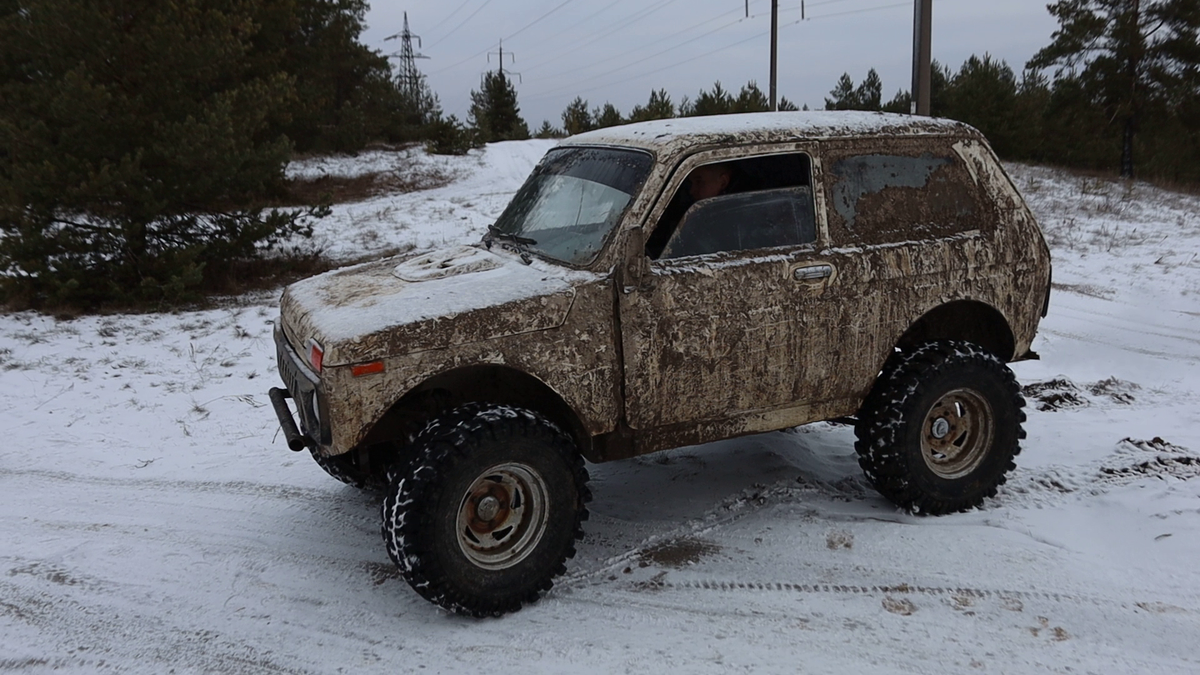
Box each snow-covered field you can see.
[3,141,1199,674]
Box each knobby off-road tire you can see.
[854,340,1026,515]
[309,447,372,489]
[381,404,590,617]
[310,442,403,491]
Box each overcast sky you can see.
[360,0,1062,129]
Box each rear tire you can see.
[381,404,590,617]
[854,341,1026,515]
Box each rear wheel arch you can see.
[895,300,1015,362]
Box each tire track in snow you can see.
[633,578,1199,614]
[0,580,305,674]
[0,466,354,503]
[1042,327,1200,364]
[561,477,871,588]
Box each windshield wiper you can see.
[484,224,537,264]
[486,224,537,246]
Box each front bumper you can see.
[271,322,329,452]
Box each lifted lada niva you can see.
[270,111,1052,616]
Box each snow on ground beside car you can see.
[290,139,557,260]
[2,142,1200,673]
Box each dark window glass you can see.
[647,152,814,259]
[661,187,817,259]
[827,151,981,244]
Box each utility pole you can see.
[746,1,781,111]
[384,12,429,103]
[769,0,779,111]
[911,0,932,116]
[488,40,520,82]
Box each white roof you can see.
[561,111,978,153]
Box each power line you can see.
[551,0,628,38]
[531,5,753,84]
[432,44,495,76]
[527,15,750,98]
[523,0,912,104]
[525,1,775,90]
[524,27,767,103]
[428,0,586,77]
[523,1,768,100]
[424,0,473,37]
[808,1,910,21]
[807,0,873,7]
[520,0,685,73]
[428,0,494,49]
[505,0,580,43]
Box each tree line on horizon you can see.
[432,0,1200,188]
[2,0,1197,310]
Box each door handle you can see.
[793,264,833,281]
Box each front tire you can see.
[381,404,590,616]
[854,341,1026,515]
[309,447,371,489]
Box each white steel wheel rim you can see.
[456,462,550,570]
[920,387,994,479]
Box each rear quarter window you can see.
[823,140,987,246]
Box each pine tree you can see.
[426,114,479,155]
[688,81,735,116]
[628,89,675,122]
[944,55,1020,157]
[561,97,595,136]
[254,0,405,152]
[882,89,912,113]
[733,81,771,112]
[825,70,882,111]
[0,0,320,309]
[1028,0,1200,178]
[1013,70,1052,161]
[395,70,442,142]
[825,73,858,110]
[778,97,800,111]
[468,71,530,142]
[593,103,625,128]
[854,69,884,111]
[535,120,561,138]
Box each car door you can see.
[618,146,854,435]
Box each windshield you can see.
[490,147,653,265]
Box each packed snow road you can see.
[3,143,1199,673]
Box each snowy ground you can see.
[3,142,1200,674]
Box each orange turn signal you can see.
[350,361,385,377]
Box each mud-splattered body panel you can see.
[273,111,1050,465]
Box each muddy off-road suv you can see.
[270,111,1051,616]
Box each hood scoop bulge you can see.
[392,245,501,282]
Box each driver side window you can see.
[662,187,817,259]
[647,151,815,260]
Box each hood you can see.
[280,245,593,366]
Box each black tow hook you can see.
[269,387,310,452]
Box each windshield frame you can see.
[487,145,656,269]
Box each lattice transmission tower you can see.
[385,12,429,102]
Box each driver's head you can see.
[688,163,733,201]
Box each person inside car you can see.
[646,162,736,258]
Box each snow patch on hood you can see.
[282,246,597,364]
